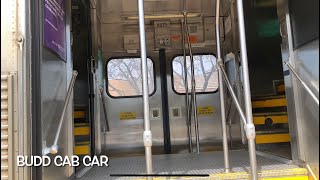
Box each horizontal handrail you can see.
[284,61,319,106]
[43,71,78,155]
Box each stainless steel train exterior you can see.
[0,0,318,180]
[277,0,319,175]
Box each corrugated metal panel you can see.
[1,74,14,180]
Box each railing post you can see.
[138,0,153,177]
[184,13,200,154]
[181,15,193,153]
[236,0,258,179]
[219,65,248,126]
[216,0,230,173]
[51,71,78,154]
[43,70,78,155]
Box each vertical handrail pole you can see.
[230,0,246,145]
[95,73,110,132]
[185,14,200,154]
[215,0,230,173]
[181,15,193,153]
[138,0,153,177]
[99,86,110,132]
[236,0,258,179]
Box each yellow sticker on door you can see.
[197,106,214,115]
[120,112,137,120]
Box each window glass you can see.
[107,58,155,97]
[172,55,218,94]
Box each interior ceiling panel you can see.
[96,0,225,54]
[122,0,182,14]
[99,0,217,24]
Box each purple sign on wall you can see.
[44,0,67,61]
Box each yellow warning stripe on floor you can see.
[256,133,290,144]
[74,145,90,155]
[264,176,308,180]
[137,176,309,180]
[253,115,288,125]
[74,111,85,118]
[252,98,287,108]
[74,127,90,136]
[134,168,308,180]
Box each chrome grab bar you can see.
[181,16,193,153]
[216,0,230,173]
[184,12,201,154]
[98,85,110,132]
[93,73,110,132]
[215,0,258,177]
[138,0,153,177]
[218,62,248,126]
[236,0,258,179]
[43,71,78,155]
[181,9,201,154]
[284,61,319,106]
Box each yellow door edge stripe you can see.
[252,98,287,108]
[74,127,90,136]
[74,145,90,155]
[253,115,288,125]
[74,111,85,118]
[256,133,291,144]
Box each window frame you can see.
[171,53,219,95]
[106,56,157,99]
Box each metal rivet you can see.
[17,37,23,42]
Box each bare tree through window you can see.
[172,55,218,93]
[107,58,155,97]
